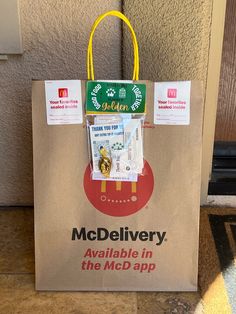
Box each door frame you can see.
[201,0,227,204]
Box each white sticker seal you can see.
[154,81,191,125]
[45,80,83,125]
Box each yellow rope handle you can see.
[87,10,139,81]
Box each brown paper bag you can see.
[32,79,203,291]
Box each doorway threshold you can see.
[208,141,236,196]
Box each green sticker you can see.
[86,81,146,114]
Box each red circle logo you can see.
[83,160,154,217]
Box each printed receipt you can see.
[90,119,144,182]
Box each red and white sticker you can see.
[154,81,191,125]
[45,80,83,125]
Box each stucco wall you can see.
[0,0,214,205]
[0,0,121,205]
[123,0,213,83]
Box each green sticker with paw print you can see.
[86,81,146,114]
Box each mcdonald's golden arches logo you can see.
[58,88,68,98]
[84,160,154,217]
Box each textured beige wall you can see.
[0,0,215,205]
[0,0,121,205]
[123,0,213,83]
[123,0,214,202]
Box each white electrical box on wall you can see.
[0,0,22,54]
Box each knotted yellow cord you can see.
[87,10,139,80]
